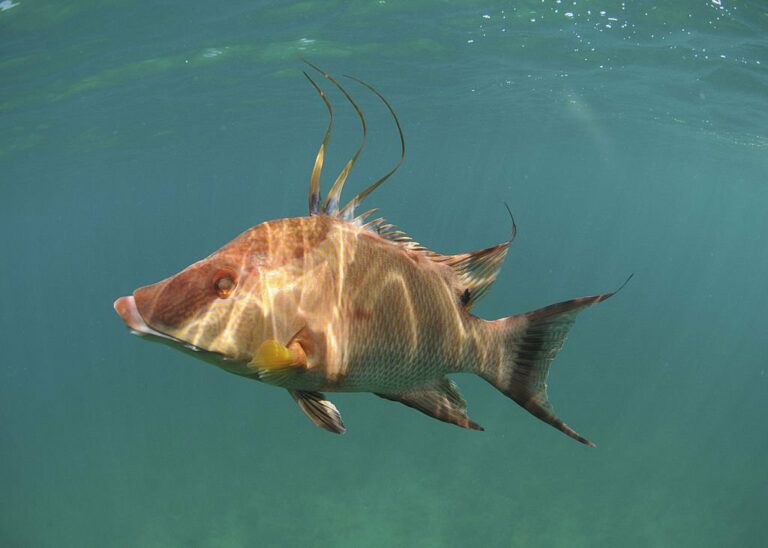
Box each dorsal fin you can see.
[428,241,510,308]
[302,62,405,219]
[363,220,511,307]
[301,64,512,307]
[337,75,405,220]
[303,61,367,216]
[432,207,517,310]
[362,216,427,252]
[436,203,516,307]
[303,71,332,215]
[364,206,517,307]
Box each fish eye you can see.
[213,269,237,298]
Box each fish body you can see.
[115,65,624,444]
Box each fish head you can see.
[114,225,275,374]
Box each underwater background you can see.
[2,1,767,546]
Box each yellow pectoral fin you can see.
[251,339,307,371]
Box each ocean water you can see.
[2,1,767,546]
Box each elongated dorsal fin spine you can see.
[352,208,379,226]
[303,71,332,215]
[338,75,406,220]
[302,62,405,219]
[303,61,368,216]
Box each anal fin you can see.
[289,390,346,434]
[376,377,483,431]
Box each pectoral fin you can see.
[289,390,346,434]
[250,339,307,370]
[376,377,483,431]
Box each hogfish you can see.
[114,63,626,446]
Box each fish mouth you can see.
[114,295,202,350]
[113,295,232,359]
[114,295,175,340]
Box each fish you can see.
[114,62,628,446]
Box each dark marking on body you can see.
[460,289,471,306]
[353,307,372,321]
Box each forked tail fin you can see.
[481,278,630,447]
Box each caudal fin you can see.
[481,280,629,447]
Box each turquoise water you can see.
[2,1,767,546]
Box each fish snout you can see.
[114,271,201,337]
[114,295,146,332]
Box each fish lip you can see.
[114,295,176,341]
